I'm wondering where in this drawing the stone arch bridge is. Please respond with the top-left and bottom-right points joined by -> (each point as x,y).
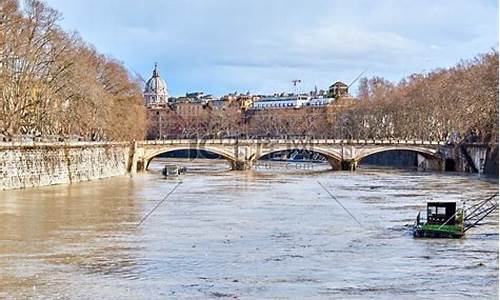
130,139 -> 446,172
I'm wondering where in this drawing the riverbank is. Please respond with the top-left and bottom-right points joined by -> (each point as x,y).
0,142 -> 131,190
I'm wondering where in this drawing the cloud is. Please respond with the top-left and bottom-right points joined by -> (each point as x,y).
45,0 -> 498,96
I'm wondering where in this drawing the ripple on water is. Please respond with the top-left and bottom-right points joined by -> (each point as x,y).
0,160 -> 497,299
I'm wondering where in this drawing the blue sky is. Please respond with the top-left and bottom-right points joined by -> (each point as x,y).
44,0 -> 498,97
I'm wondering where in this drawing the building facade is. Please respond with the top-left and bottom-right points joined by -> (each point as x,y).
252,94 -> 336,109
253,94 -> 311,109
328,81 -> 349,98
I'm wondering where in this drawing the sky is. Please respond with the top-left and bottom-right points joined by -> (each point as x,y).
44,0 -> 498,97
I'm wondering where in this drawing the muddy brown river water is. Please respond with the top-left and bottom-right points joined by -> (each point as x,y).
0,159 -> 498,299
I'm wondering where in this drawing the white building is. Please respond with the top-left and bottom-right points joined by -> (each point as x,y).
253,95 -> 311,109
143,63 -> 170,107
252,94 -> 334,109
308,96 -> 335,107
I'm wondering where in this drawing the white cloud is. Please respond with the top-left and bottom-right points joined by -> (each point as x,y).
45,0 -> 498,96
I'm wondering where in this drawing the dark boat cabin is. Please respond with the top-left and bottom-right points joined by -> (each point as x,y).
427,202 -> 457,225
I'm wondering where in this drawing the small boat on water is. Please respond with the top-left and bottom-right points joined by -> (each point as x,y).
413,202 -> 464,238
413,194 -> 498,239
162,164 -> 186,177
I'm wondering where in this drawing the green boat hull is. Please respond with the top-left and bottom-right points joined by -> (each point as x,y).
413,224 -> 464,239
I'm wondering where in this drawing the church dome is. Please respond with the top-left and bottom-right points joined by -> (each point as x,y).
144,63 -> 170,105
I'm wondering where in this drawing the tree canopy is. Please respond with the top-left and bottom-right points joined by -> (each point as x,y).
0,0 -> 147,141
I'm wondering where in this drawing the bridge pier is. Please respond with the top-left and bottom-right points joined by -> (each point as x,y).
341,159 -> 357,171
136,160 -> 146,172
326,158 -> 342,171
129,142 -> 138,174
417,154 -> 444,172
231,160 -> 253,171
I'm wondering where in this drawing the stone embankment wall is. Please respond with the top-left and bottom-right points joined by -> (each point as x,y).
440,144 -> 498,177
483,145 -> 499,177
0,142 -> 132,190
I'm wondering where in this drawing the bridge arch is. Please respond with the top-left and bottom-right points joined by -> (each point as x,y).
144,146 -> 238,170
355,146 -> 444,170
253,146 -> 343,170
356,146 -> 442,161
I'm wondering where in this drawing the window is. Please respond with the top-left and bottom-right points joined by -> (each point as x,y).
427,206 -> 436,215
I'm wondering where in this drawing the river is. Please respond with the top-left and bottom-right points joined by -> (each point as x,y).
0,158 -> 498,299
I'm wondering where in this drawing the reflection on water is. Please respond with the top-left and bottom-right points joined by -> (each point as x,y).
0,158 -> 498,299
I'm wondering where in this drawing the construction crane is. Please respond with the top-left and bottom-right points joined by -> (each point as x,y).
291,79 -> 301,95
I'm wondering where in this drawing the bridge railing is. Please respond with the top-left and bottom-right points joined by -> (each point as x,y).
138,138 -> 447,146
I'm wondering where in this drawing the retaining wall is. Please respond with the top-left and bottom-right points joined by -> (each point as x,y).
0,142 -> 132,190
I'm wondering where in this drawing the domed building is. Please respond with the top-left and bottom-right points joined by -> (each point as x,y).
143,63 -> 170,107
